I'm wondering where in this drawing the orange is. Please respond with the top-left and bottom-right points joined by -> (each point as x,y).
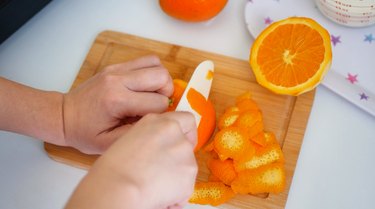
250,17 -> 332,96
168,79 -> 216,151
167,79 -> 187,111
159,0 -> 228,22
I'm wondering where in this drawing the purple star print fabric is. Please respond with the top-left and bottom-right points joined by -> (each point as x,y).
245,0 -> 375,102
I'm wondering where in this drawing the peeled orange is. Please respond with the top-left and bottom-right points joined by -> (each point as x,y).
159,0 -> 228,22
250,17 -> 332,96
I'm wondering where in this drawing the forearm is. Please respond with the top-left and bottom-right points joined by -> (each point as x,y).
0,77 -> 65,145
65,162 -> 142,209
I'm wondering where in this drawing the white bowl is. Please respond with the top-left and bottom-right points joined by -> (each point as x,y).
316,0 -> 375,27
325,0 -> 375,8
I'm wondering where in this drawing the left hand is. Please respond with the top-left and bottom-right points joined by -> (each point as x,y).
63,55 -> 173,154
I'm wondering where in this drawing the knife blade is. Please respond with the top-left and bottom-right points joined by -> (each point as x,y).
175,60 -> 215,126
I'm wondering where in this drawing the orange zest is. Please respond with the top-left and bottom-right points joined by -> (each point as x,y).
187,88 -> 216,151
191,92 -> 286,207
168,79 -> 216,152
218,111 -> 240,130
213,127 -> 251,161
208,174 -> 221,182
236,98 -> 259,112
234,143 -> 285,172
249,121 -> 264,139
231,163 -> 286,194
207,159 -> 237,185
250,17 -> 332,95
234,110 -> 262,132
189,182 -> 235,206
235,91 -> 252,103
264,132 -> 279,145
206,70 -> 214,80
159,0 -> 228,22
250,131 -> 267,146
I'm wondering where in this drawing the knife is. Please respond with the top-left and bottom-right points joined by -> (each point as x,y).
175,60 -> 215,126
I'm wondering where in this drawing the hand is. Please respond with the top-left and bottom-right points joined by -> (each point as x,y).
65,112 -> 198,209
63,55 -> 173,154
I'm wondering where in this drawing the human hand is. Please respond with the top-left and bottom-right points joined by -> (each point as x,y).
65,111 -> 198,209
63,55 -> 173,154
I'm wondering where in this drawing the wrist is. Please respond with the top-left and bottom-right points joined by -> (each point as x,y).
66,159 -> 143,209
39,90 -> 66,146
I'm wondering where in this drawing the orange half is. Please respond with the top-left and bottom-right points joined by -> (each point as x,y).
250,17 -> 332,96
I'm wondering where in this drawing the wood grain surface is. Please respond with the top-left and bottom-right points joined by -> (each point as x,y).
44,31 -> 315,209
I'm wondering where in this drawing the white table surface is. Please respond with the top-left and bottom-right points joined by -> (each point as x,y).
0,1 -> 374,209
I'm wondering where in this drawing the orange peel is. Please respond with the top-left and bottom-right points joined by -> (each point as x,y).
231,163 -> 286,194
189,182 -> 235,206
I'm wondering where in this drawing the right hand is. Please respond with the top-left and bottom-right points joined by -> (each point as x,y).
65,112 -> 198,209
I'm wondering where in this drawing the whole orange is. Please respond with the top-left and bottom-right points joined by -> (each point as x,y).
159,0 -> 228,22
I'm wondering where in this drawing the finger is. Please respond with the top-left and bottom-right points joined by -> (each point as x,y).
161,112 -> 198,147
110,55 -> 162,72
120,92 -> 170,116
96,124 -> 134,153
123,66 -> 173,97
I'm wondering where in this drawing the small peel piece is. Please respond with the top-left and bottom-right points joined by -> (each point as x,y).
234,143 -> 285,172
189,182 -> 235,206
231,163 -> 286,194
208,159 -> 237,185
213,127 -> 251,161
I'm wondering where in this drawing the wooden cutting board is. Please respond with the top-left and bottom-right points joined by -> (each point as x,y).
44,31 -> 315,209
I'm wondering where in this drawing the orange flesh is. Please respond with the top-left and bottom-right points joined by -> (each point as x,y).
257,24 -> 325,87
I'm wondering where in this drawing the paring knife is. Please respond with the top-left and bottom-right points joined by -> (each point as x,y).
175,60 -> 215,126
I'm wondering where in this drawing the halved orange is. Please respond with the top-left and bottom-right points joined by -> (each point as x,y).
250,17 -> 332,96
